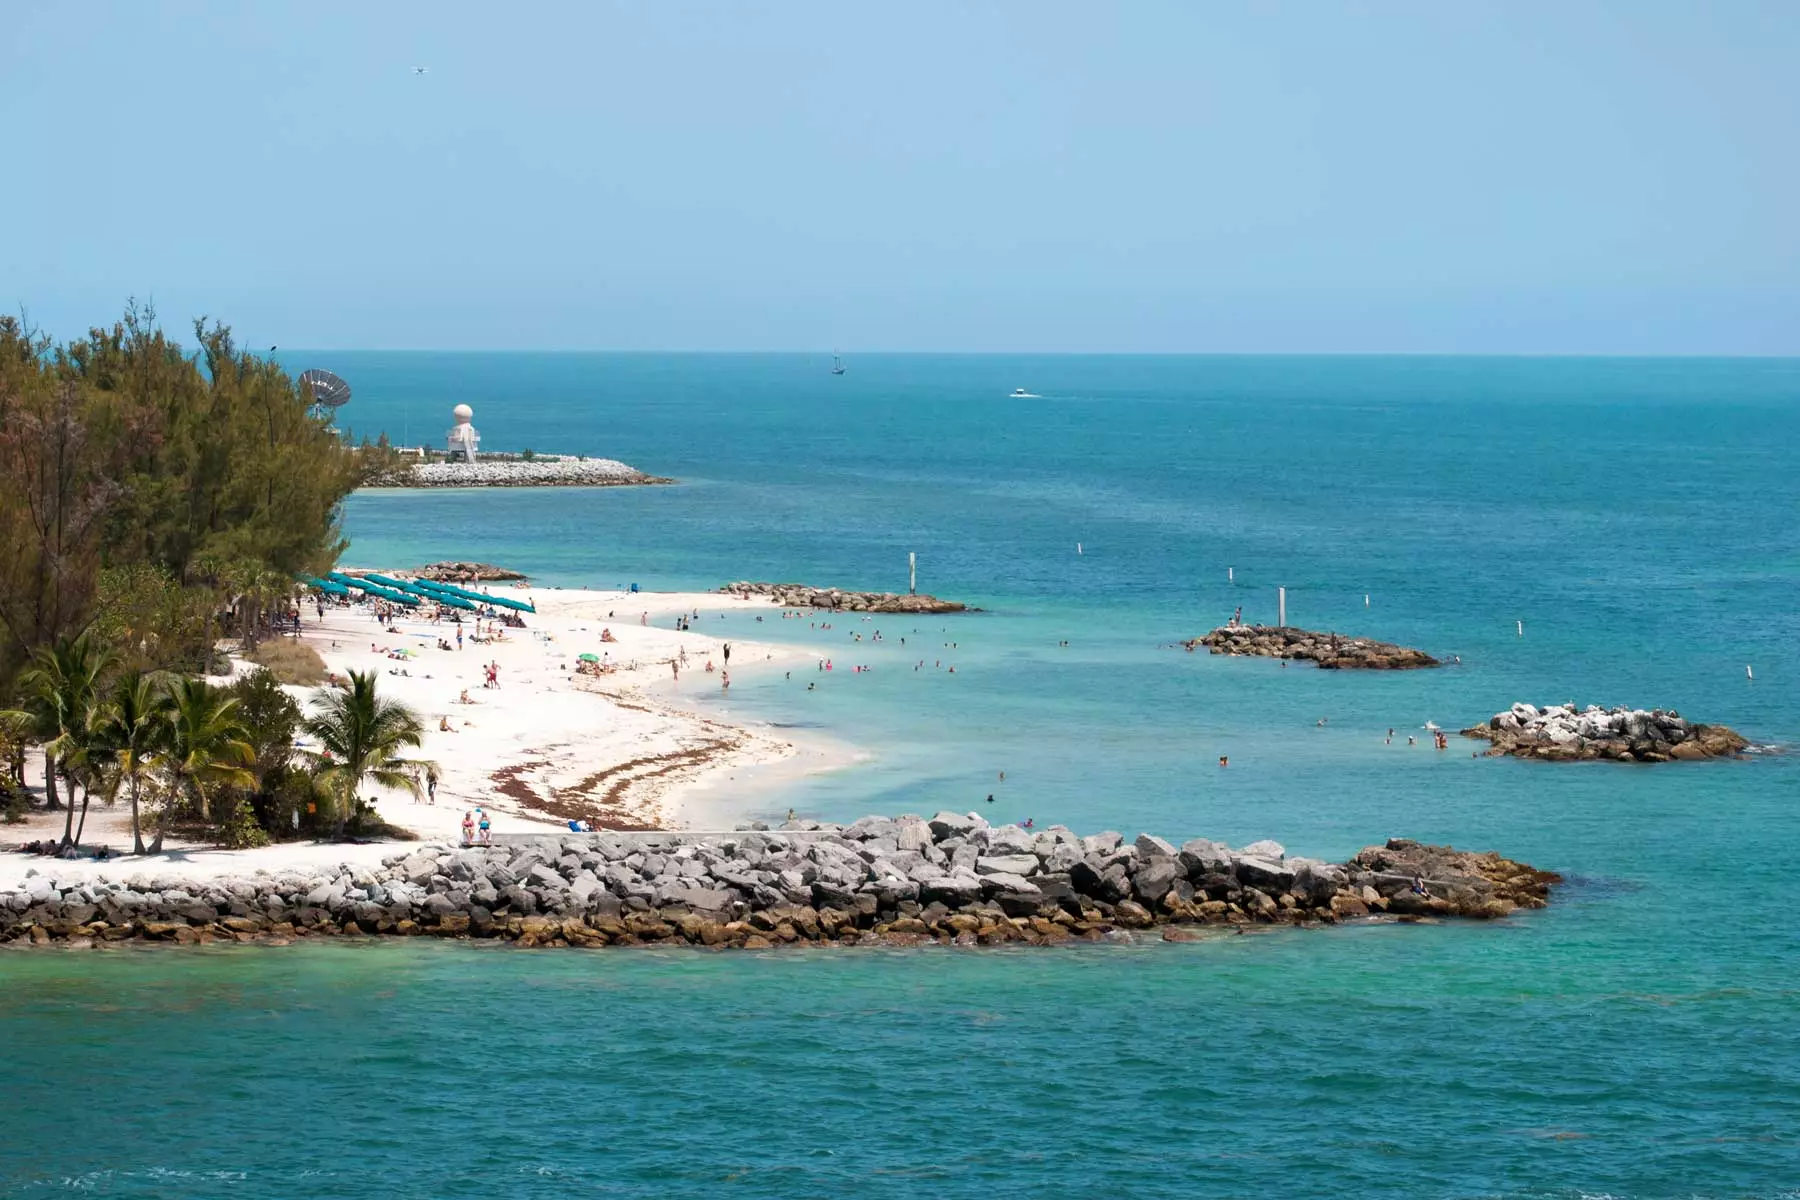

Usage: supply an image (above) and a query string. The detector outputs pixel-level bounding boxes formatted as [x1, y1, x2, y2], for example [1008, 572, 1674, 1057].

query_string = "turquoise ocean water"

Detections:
[4, 354, 1799, 1197]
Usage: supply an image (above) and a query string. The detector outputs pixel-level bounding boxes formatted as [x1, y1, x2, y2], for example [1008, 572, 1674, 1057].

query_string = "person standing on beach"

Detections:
[425, 765, 439, 805]
[456, 627, 463, 651]
[723, 642, 731, 666]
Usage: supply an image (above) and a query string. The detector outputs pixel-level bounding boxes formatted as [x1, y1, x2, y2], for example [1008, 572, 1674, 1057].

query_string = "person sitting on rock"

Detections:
[1410, 875, 1429, 897]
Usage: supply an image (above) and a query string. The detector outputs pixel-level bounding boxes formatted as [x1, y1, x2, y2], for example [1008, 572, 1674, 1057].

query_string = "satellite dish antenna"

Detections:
[298, 369, 351, 417]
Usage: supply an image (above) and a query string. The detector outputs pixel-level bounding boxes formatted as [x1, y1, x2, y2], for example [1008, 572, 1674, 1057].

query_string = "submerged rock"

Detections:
[1187, 625, 1439, 669]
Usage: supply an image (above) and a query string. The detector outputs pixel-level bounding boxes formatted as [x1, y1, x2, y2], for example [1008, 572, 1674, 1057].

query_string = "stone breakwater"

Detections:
[370, 458, 672, 488]
[723, 582, 967, 614]
[1463, 703, 1749, 762]
[420, 561, 527, 583]
[0, 819, 1555, 949]
[1189, 625, 1439, 669]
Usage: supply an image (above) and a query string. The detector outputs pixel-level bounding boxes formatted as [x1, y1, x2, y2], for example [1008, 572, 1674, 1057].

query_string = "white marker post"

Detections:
[1365, 594, 1370, 607]
[909, 552, 916, 596]
[1747, 665, 1754, 680]
[1228, 567, 1234, 583]
[1278, 587, 1287, 627]
[1517, 620, 1524, 637]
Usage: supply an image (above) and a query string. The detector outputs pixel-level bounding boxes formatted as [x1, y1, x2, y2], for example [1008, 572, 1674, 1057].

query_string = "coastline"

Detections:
[0, 581, 855, 889]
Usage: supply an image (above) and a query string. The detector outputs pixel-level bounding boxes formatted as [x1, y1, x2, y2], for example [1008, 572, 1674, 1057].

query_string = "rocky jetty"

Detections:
[724, 582, 967, 614]
[420, 561, 527, 583]
[0, 820, 1554, 949]
[371, 457, 672, 489]
[1189, 625, 1439, 669]
[1463, 703, 1749, 762]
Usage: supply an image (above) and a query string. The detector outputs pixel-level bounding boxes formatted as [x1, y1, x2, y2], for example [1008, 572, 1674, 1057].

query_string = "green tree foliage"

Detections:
[300, 670, 426, 838]
[90, 670, 174, 855]
[226, 668, 301, 788]
[155, 677, 255, 851]
[3, 634, 111, 821]
[0, 305, 367, 683]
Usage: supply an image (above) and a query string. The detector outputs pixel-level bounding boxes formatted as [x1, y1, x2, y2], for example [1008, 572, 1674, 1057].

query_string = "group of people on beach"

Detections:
[460, 808, 492, 846]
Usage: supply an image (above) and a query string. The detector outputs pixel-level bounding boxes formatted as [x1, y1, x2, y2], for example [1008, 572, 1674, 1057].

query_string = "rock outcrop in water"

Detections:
[1188, 625, 1439, 669]
[420, 561, 527, 583]
[1463, 703, 1749, 762]
[0, 821, 1554, 948]
[723, 582, 967, 614]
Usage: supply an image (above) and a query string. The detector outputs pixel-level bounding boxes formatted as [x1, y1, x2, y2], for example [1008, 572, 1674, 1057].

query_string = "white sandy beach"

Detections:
[1, 583, 860, 886]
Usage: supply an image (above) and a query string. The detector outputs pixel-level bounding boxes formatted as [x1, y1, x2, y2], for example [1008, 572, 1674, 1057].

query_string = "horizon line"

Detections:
[272, 348, 1800, 361]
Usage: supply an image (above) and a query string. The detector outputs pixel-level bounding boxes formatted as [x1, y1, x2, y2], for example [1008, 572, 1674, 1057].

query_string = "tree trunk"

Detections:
[73, 783, 92, 848]
[150, 778, 188, 855]
[130, 777, 146, 855]
[59, 766, 76, 846]
[42, 748, 61, 810]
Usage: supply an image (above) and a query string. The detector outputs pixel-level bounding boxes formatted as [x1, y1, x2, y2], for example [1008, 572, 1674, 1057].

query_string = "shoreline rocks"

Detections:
[723, 582, 968, 614]
[1463, 703, 1749, 762]
[0, 821, 1554, 950]
[367, 457, 673, 489]
[1188, 625, 1439, 669]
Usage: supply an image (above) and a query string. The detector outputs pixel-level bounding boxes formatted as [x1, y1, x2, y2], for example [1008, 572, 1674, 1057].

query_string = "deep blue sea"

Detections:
[5, 354, 1798, 1198]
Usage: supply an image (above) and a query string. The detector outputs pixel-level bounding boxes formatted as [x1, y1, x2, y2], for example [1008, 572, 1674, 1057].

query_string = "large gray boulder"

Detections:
[929, 811, 984, 841]
[1179, 839, 1232, 876]
[986, 825, 1036, 855]
[920, 873, 983, 906]
[1240, 839, 1286, 862]
[975, 854, 1040, 877]
[1234, 856, 1295, 892]
[895, 820, 934, 853]
[1132, 858, 1183, 903]
[1135, 834, 1178, 859]
[1082, 831, 1123, 856]
[978, 871, 1040, 897]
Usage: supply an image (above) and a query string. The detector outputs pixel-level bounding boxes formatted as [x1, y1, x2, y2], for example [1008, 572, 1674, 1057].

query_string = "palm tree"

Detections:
[152, 677, 256, 853]
[301, 670, 425, 838]
[91, 670, 174, 855]
[2, 634, 111, 836]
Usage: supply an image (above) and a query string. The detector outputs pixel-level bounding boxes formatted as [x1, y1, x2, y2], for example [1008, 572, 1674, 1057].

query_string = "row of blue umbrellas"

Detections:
[299, 571, 533, 616]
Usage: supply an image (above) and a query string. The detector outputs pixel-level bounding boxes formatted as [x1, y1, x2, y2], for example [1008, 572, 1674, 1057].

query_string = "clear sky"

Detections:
[2, 1, 1796, 353]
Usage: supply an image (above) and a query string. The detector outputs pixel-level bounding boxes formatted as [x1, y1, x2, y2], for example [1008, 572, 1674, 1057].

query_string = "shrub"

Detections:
[1, 780, 27, 824]
[247, 639, 327, 686]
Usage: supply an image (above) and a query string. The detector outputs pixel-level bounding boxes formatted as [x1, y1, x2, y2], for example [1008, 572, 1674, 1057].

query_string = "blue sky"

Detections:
[2, 1, 1795, 353]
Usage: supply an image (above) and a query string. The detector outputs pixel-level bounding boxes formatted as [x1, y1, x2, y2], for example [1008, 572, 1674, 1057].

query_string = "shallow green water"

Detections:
[4, 353, 1797, 1196]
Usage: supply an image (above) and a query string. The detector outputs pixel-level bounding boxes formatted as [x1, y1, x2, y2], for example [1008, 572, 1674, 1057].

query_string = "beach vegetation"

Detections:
[4, 634, 112, 821]
[89, 670, 176, 855]
[0, 304, 367, 685]
[247, 639, 329, 687]
[154, 677, 256, 851]
[299, 670, 427, 839]
[227, 669, 301, 786]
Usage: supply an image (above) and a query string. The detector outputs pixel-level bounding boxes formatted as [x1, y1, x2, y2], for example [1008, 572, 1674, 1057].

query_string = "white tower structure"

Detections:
[446, 404, 480, 462]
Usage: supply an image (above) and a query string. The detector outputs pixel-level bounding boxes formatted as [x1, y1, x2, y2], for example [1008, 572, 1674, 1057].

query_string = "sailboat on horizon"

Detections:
[831, 353, 846, 376]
